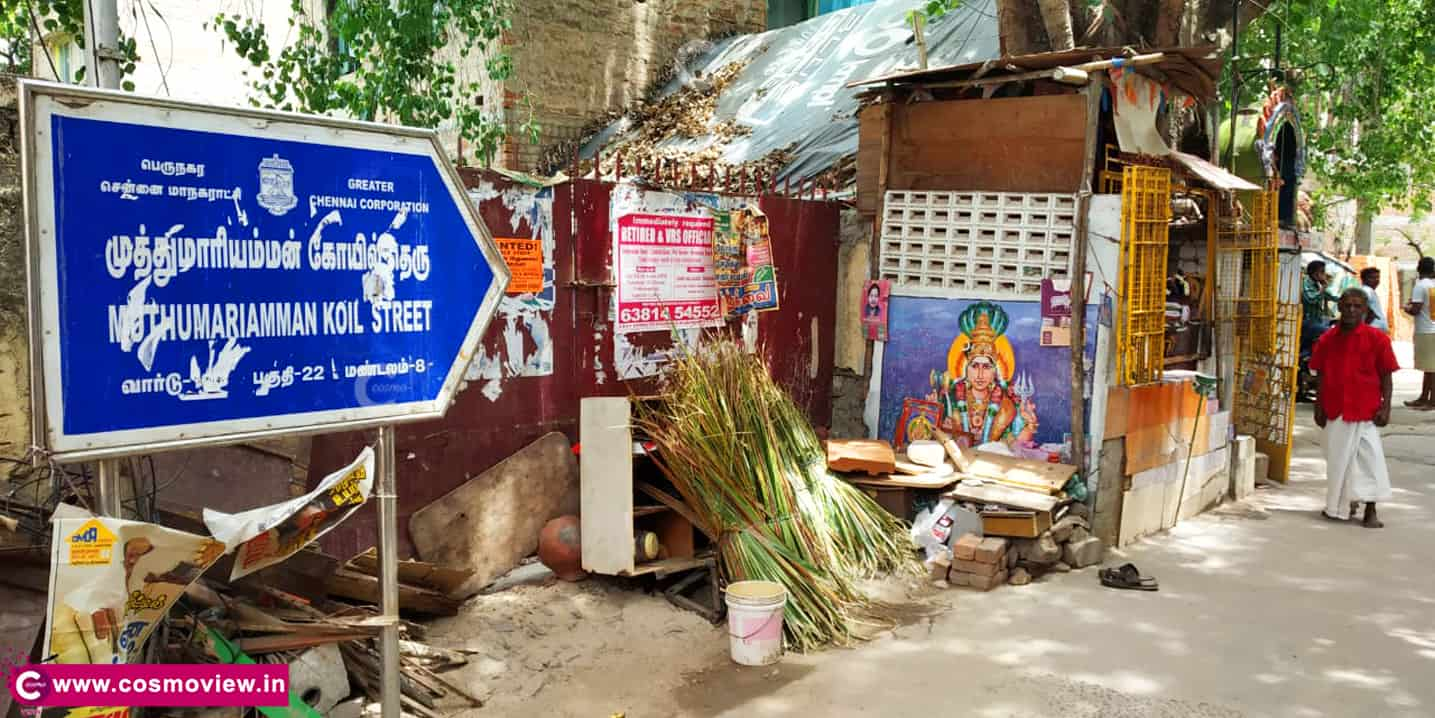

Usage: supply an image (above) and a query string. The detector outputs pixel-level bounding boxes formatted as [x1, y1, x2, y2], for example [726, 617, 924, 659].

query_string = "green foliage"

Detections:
[0, 1, 33, 73]
[210, 0, 523, 167]
[1237, 0, 1435, 218]
[0, 0, 139, 89]
[921, 0, 965, 20]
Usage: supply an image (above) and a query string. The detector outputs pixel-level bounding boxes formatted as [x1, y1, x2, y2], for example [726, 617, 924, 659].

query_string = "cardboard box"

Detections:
[981, 509, 1052, 538]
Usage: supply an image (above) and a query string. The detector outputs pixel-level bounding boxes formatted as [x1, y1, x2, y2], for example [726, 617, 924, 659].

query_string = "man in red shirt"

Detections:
[1310, 288, 1399, 527]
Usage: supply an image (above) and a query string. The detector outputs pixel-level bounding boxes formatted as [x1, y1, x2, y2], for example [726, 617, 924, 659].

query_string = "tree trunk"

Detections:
[1038, 0, 1075, 51]
[1354, 200, 1374, 255]
[996, 0, 1041, 56]
[1154, 0, 1186, 47]
[999, 0, 1266, 59]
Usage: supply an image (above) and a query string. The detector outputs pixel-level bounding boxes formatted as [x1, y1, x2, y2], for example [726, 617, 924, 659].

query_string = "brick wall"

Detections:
[496, 0, 767, 172]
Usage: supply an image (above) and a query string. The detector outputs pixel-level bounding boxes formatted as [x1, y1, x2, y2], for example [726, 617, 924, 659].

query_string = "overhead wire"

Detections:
[23, 0, 61, 81]
[137, 0, 172, 95]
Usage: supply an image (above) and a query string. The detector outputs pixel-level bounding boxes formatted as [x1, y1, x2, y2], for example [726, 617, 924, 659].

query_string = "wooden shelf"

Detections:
[581, 397, 700, 577]
[621, 555, 712, 579]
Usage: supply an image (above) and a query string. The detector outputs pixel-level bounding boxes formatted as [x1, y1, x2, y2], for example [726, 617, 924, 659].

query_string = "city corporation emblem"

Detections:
[256, 154, 297, 216]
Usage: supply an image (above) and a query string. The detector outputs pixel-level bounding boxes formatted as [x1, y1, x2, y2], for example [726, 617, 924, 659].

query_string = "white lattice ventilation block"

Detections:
[879, 190, 1078, 298]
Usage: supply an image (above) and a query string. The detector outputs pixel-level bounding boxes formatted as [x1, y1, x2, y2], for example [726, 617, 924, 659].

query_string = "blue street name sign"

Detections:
[20, 82, 510, 461]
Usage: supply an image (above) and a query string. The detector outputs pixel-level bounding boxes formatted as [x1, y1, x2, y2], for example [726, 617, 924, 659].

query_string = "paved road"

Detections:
[668, 348, 1435, 717]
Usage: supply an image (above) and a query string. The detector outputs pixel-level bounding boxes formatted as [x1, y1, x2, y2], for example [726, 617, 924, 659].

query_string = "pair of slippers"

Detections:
[1099, 563, 1158, 591]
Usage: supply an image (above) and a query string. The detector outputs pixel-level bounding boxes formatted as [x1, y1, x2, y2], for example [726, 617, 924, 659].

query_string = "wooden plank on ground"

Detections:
[236, 630, 376, 654]
[848, 473, 958, 490]
[826, 439, 897, 475]
[963, 451, 1075, 494]
[325, 568, 460, 616]
[622, 556, 709, 579]
[410, 431, 578, 597]
[346, 548, 474, 596]
[947, 480, 1060, 513]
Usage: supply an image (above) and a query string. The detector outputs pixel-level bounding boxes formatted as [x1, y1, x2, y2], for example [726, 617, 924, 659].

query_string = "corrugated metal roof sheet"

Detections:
[1171, 151, 1262, 192]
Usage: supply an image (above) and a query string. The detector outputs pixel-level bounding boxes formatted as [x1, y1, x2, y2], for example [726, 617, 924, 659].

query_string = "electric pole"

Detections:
[81, 0, 121, 90]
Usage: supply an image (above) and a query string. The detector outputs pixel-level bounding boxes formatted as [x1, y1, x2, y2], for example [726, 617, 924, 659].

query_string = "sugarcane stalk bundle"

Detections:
[635, 340, 916, 651]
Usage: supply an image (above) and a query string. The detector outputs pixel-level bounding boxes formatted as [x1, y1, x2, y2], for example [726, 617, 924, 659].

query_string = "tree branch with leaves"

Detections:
[1238, 0, 1435, 220]
[3, 0, 140, 87]
[210, 0, 532, 167]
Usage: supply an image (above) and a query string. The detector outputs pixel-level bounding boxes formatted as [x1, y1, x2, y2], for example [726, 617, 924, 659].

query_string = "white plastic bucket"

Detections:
[724, 580, 788, 666]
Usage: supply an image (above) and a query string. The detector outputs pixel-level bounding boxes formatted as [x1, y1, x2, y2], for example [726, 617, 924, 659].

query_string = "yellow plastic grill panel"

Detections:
[1115, 165, 1172, 386]
[1217, 190, 1279, 354]
[1233, 302, 1301, 482]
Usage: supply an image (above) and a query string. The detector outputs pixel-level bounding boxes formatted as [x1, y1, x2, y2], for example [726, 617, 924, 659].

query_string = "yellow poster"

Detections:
[65, 519, 116, 566]
[45, 517, 225, 665]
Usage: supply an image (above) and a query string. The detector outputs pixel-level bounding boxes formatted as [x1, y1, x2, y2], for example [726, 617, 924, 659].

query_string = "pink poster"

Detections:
[615, 212, 723, 334]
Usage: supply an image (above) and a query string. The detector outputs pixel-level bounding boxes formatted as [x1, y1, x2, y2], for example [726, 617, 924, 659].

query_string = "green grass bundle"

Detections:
[635, 340, 916, 651]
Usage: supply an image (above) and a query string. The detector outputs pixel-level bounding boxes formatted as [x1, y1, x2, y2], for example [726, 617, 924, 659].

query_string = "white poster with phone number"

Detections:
[614, 211, 723, 334]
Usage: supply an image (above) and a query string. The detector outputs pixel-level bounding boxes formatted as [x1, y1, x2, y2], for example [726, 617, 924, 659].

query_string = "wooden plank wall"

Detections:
[856, 93, 1089, 214]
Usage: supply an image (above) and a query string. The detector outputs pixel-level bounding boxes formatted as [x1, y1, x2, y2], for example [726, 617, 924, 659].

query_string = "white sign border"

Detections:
[20, 80, 511, 462]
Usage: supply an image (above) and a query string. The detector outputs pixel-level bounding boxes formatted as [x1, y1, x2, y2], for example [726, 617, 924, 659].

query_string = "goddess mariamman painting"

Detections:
[879, 297, 1095, 450]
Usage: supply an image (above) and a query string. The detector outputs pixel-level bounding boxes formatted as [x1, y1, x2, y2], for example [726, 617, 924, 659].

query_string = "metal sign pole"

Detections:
[376, 425, 400, 718]
[96, 459, 122, 517]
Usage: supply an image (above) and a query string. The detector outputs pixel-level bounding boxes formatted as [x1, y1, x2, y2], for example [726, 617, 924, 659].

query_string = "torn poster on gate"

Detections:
[44, 514, 225, 665]
[713, 207, 780, 317]
[614, 210, 723, 334]
[204, 447, 375, 581]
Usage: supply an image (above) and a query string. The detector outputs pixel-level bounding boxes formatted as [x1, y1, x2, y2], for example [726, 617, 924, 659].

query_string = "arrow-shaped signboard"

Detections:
[20, 82, 510, 461]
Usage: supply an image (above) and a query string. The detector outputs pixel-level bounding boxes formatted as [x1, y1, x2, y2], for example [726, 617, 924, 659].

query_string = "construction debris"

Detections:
[171, 578, 482, 714]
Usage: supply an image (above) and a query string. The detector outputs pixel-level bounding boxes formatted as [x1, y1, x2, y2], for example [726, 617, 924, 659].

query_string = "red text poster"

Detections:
[615, 212, 722, 334]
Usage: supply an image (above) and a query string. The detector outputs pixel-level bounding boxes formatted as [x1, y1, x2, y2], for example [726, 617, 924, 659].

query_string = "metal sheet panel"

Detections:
[310, 176, 841, 559]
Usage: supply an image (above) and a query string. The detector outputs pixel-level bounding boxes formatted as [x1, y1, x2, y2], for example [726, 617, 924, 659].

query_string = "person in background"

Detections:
[1299, 260, 1338, 402]
[1360, 267, 1389, 333]
[1311, 288, 1397, 528]
[1302, 261, 1337, 340]
[1404, 256, 1435, 409]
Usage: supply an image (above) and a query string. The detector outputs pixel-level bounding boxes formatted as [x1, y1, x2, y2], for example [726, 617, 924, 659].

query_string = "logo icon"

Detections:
[11, 668, 49, 704]
[256, 154, 297, 216]
[67, 519, 116, 565]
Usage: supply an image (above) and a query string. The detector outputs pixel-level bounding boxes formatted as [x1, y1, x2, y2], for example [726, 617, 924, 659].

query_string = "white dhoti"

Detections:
[1324, 418, 1393, 519]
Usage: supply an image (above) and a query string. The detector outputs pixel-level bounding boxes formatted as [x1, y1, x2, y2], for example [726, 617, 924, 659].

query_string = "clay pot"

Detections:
[538, 515, 586, 581]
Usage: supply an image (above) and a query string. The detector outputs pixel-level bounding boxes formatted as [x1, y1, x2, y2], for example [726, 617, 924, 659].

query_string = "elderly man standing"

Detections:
[1311, 288, 1399, 528]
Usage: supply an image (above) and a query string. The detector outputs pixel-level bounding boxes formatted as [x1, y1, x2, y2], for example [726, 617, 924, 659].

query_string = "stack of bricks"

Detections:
[946, 534, 1011, 591]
